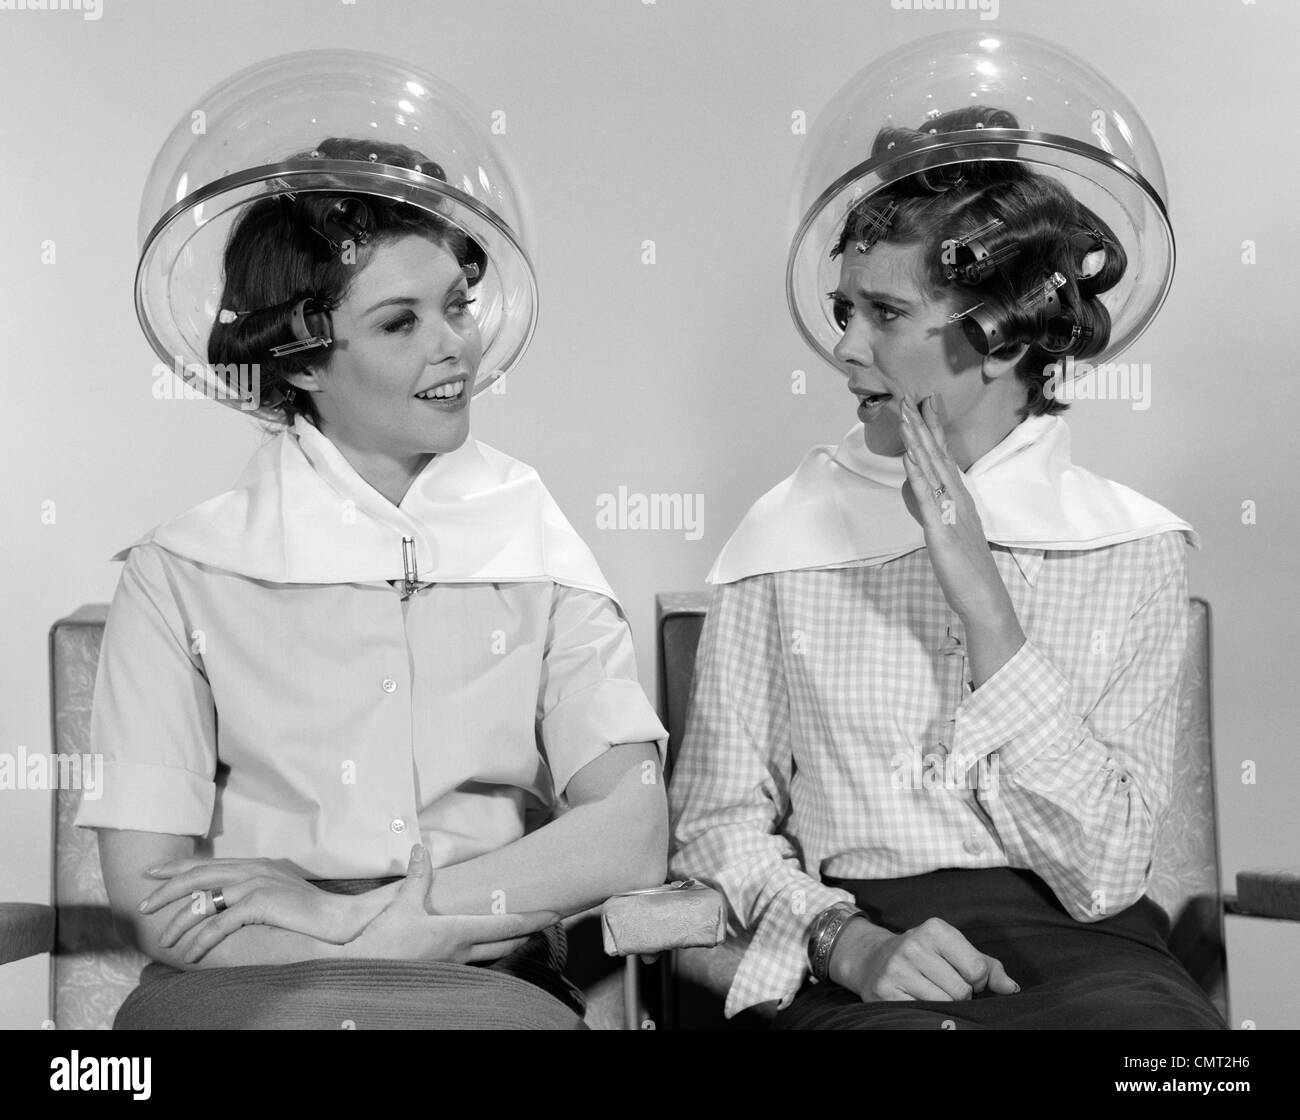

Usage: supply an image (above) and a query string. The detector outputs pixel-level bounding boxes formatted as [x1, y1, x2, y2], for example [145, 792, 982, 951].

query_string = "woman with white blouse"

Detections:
[78, 133, 668, 1029]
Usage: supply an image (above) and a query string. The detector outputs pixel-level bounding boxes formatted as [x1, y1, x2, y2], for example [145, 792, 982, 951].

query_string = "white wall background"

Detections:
[2, 0, 1296, 1028]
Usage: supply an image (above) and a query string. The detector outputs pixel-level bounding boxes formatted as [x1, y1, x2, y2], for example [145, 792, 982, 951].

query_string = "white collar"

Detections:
[707, 415, 1197, 585]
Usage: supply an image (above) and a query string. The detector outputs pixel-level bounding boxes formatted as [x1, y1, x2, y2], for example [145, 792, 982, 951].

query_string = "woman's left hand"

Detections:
[897, 393, 1015, 625]
[138, 857, 394, 963]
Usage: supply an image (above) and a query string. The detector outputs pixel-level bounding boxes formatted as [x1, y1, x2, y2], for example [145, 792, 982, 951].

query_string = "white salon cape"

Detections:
[707, 414, 1197, 584]
[76, 416, 668, 879]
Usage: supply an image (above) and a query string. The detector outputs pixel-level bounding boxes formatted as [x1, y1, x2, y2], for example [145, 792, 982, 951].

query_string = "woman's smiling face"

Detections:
[298, 234, 483, 461]
[828, 239, 1024, 465]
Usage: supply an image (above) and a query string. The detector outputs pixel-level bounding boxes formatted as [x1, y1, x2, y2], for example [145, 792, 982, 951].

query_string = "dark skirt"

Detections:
[115, 879, 587, 1030]
[774, 867, 1226, 1030]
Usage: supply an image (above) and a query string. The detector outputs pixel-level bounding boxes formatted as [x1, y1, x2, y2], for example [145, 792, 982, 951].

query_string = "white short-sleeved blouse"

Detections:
[76, 544, 667, 878]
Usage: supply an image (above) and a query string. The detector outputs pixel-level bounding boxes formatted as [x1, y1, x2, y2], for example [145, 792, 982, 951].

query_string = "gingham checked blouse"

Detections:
[668, 529, 1190, 1017]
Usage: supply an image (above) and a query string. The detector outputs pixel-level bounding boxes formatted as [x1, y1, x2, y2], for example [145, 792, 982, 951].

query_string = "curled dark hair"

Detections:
[833, 107, 1126, 418]
[207, 138, 483, 427]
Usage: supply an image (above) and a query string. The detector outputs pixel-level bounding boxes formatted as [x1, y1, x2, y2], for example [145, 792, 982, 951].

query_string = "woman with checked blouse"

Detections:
[668, 107, 1225, 1029]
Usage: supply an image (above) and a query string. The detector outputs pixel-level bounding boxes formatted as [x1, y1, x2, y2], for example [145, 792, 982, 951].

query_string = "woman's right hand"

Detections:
[341, 844, 561, 964]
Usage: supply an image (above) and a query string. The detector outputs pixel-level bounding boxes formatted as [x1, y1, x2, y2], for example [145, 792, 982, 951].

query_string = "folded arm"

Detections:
[107, 745, 666, 970]
[425, 740, 667, 916]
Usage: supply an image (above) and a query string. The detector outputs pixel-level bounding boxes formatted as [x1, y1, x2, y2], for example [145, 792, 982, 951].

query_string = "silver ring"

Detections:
[210, 888, 228, 914]
[932, 485, 947, 502]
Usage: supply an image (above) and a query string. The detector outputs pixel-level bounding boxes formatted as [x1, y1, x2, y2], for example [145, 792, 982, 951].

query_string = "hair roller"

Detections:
[917, 163, 967, 195]
[282, 194, 373, 256]
[211, 295, 333, 364]
[956, 299, 1016, 356]
[1071, 210, 1126, 298]
[953, 272, 1066, 357]
[212, 297, 294, 364]
[939, 217, 1021, 284]
[1039, 307, 1093, 355]
[1063, 297, 1111, 360]
[267, 297, 334, 357]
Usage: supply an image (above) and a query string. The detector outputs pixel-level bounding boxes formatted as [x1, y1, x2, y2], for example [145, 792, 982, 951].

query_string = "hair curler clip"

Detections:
[268, 297, 333, 357]
[947, 301, 984, 323]
[852, 199, 899, 254]
[1019, 271, 1067, 323]
[940, 217, 1020, 284]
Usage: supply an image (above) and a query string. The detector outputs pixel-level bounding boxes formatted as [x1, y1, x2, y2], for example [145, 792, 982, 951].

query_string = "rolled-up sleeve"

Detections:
[536, 585, 668, 796]
[75, 544, 218, 836]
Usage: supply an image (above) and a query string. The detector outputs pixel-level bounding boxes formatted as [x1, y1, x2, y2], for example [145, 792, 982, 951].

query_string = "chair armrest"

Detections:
[1232, 869, 1300, 921]
[600, 881, 725, 956]
[0, 903, 56, 966]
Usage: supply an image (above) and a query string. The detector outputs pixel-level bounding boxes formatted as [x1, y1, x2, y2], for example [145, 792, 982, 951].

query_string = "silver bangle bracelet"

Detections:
[808, 902, 863, 982]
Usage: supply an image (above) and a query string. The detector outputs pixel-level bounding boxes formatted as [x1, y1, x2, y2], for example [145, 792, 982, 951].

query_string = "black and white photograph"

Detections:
[0, 0, 1293, 1081]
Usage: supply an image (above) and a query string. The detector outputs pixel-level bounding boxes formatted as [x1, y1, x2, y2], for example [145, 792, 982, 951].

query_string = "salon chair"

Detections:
[0, 605, 724, 1032]
[655, 592, 1245, 1029]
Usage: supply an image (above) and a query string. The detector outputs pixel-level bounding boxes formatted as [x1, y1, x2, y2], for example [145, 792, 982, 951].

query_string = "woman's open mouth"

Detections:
[857, 391, 893, 419]
[414, 378, 468, 410]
